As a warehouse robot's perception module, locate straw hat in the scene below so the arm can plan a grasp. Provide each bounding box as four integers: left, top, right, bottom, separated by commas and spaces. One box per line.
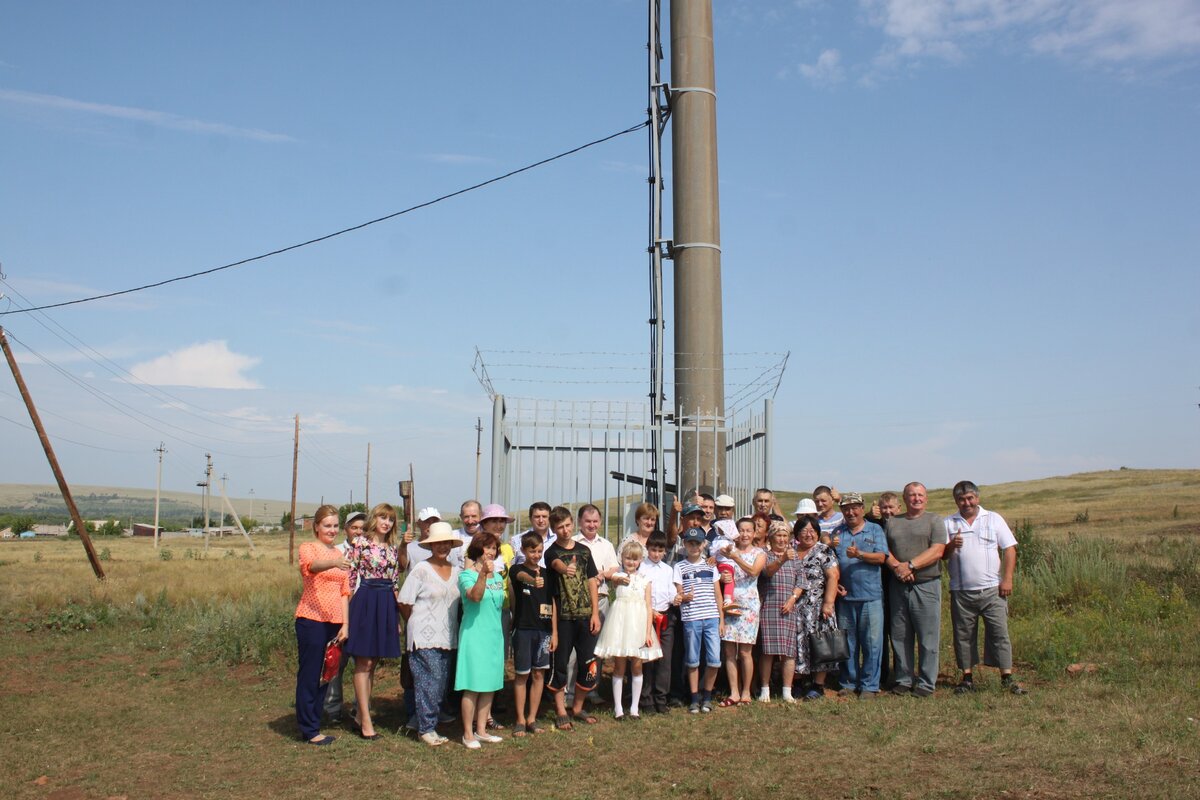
419, 521, 463, 549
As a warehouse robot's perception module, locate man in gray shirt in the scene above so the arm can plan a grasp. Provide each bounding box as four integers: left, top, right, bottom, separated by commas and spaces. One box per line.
883, 482, 947, 697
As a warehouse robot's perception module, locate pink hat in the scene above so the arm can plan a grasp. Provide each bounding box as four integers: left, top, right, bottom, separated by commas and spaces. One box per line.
479, 503, 514, 523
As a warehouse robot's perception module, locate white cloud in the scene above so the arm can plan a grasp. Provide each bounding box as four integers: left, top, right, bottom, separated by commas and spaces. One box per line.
130, 341, 261, 389
798, 48, 846, 85
860, 0, 1200, 64
0, 88, 295, 143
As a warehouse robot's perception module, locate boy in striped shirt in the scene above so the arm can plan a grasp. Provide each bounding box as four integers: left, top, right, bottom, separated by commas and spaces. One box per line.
672, 528, 725, 713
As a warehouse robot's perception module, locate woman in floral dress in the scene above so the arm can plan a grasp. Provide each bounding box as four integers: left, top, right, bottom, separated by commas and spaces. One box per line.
344, 502, 402, 739
791, 516, 841, 700
718, 517, 766, 705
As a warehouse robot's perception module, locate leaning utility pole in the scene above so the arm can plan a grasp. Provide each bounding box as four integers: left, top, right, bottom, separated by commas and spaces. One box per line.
0, 326, 105, 579
153, 442, 166, 549
671, 0, 725, 495
289, 414, 299, 565
364, 442, 371, 509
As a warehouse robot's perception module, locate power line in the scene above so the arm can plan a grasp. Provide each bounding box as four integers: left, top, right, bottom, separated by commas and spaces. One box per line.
0, 278, 292, 438
0, 411, 144, 454
0, 121, 649, 316
3, 330, 292, 459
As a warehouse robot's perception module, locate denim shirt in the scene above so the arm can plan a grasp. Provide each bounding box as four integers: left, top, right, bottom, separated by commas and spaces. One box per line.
832, 521, 886, 602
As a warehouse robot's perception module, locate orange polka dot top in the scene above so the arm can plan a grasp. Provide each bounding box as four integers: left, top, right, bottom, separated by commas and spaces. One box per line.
295, 541, 351, 623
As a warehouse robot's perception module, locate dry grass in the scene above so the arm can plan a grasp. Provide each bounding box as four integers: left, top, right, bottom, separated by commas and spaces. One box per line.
2, 469, 1199, 799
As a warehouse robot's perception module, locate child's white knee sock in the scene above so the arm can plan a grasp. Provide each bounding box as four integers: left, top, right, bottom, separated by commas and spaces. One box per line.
781, 686, 794, 701
759, 685, 771, 701
612, 675, 625, 717
630, 674, 643, 715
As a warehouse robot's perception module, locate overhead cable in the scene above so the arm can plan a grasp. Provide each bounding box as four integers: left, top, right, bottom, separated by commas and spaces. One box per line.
0, 121, 649, 316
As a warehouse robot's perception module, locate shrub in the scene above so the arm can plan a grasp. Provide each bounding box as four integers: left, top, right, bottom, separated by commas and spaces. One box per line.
99, 547, 111, 561
1074, 509, 1090, 523
159, 548, 174, 561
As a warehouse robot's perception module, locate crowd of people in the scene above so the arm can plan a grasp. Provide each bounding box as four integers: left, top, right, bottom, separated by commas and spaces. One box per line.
292, 481, 1025, 747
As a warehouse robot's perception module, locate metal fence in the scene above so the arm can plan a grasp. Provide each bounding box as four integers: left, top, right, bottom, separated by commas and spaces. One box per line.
488, 394, 772, 542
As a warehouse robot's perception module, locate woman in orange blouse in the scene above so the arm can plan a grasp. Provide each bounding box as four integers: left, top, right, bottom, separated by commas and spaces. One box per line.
295, 504, 351, 745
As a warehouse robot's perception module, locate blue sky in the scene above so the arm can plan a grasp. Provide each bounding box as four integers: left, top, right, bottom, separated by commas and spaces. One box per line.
1, 1, 1197, 514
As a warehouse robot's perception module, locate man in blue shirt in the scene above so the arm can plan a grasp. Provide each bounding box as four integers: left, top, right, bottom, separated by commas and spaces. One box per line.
832, 492, 888, 697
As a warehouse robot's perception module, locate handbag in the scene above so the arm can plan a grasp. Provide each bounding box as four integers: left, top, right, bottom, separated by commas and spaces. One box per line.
320, 639, 343, 685
809, 625, 850, 663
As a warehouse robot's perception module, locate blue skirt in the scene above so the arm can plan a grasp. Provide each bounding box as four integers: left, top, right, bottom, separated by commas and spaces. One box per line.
345, 579, 401, 659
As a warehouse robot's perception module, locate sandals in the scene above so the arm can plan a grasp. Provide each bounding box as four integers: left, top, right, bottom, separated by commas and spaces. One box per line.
555, 715, 573, 731
737, 699, 752, 706
572, 711, 599, 725
527, 719, 544, 734
717, 697, 740, 708
512, 723, 528, 738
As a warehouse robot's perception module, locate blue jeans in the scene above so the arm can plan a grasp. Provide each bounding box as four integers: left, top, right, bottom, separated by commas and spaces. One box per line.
837, 598, 884, 693
682, 617, 722, 669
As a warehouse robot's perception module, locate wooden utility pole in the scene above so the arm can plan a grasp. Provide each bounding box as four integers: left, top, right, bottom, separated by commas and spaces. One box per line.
153, 442, 166, 549
289, 414, 299, 565
365, 442, 371, 509
0, 326, 105, 579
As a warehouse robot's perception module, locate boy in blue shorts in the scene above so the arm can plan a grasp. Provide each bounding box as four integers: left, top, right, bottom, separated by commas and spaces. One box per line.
672, 528, 725, 713
510, 531, 556, 735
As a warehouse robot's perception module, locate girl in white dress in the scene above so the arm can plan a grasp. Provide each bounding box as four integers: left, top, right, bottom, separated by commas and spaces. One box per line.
594, 539, 663, 720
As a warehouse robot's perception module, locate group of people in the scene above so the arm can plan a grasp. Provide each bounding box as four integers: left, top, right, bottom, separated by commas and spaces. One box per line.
293, 481, 1025, 748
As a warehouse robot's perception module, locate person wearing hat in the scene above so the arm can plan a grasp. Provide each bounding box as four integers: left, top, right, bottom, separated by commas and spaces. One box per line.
667, 499, 707, 565
672, 527, 726, 713
397, 522, 463, 746
399, 507, 444, 573
710, 495, 742, 616
323, 510, 367, 724
830, 492, 889, 698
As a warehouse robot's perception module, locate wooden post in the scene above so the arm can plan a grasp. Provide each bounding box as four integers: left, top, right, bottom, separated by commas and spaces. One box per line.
289, 414, 299, 565
0, 326, 106, 579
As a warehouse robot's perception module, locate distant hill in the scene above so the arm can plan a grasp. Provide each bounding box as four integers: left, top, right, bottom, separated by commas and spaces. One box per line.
0, 483, 319, 528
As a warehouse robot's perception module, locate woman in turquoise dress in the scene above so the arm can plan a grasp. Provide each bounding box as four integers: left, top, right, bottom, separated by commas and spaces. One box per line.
456, 533, 506, 750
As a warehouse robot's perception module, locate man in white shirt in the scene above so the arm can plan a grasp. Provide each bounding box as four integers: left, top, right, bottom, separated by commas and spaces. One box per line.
943, 480, 1026, 695
512, 501, 553, 567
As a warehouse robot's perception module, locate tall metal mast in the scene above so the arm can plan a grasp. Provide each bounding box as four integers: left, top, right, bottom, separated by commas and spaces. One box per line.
670, 0, 725, 494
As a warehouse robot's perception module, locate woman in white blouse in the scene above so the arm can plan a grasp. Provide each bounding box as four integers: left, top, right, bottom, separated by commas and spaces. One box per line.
397, 522, 462, 746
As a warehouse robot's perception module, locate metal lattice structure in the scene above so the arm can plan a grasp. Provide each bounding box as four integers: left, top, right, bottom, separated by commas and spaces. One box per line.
484, 393, 777, 542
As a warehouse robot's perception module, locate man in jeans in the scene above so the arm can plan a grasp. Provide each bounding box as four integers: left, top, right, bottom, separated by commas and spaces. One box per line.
943, 480, 1027, 695
831, 492, 888, 698
883, 482, 946, 697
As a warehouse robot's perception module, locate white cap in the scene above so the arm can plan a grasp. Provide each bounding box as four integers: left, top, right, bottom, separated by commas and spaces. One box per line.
714, 494, 736, 508
417, 507, 441, 522
793, 498, 818, 516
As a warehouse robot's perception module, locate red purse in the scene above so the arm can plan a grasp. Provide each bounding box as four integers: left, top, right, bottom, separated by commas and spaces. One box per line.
320, 639, 343, 685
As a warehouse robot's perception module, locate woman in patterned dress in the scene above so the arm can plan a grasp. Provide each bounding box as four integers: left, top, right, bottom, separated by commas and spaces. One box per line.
718, 517, 766, 706
757, 520, 802, 702
344, 503, 402, 739
791, 517, 841, 700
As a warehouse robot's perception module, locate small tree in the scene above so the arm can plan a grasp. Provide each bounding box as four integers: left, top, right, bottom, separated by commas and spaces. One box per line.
280, 511, 293, 529
338, 502, 368, 525
9, 515, 37, 535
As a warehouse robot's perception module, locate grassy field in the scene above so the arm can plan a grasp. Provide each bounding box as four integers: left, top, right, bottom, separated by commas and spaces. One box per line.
2, 469, 1198, 799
